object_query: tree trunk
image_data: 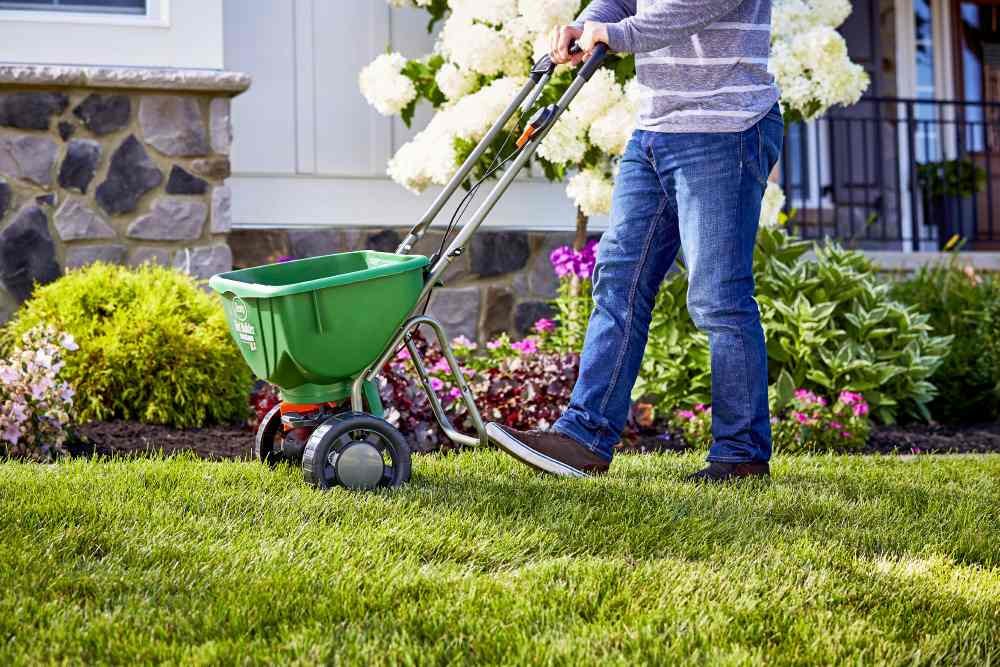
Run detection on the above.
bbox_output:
[574,206,589,250]
[570,207,589,296]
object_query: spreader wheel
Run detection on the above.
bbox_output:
[302,413,412,491]
[254,403,284,465]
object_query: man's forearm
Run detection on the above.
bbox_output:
[592,0,747,54]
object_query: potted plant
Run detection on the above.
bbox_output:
[917,158,986,249]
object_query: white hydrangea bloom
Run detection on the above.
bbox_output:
[770,27,868,120]
[537,112,587,165]
[517,0,579,33]
[439,15,524,77]
[388,0,432,6]
[589,96,637,156]
[435,62,479,100]
[567,168,614,217]
[450,0,518,25]
[772,0,850,34]
[759,181,786,228]
[359,52,417,116]
[568,68,624,128]
[387,77,527,193]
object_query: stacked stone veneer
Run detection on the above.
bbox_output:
[229,226,595,345]
[0,64,250,323]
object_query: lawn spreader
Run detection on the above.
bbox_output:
[209,44,609,491]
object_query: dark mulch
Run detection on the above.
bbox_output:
[69,421,252,461]
[63,420,1000,461]
[866,422,1000,455]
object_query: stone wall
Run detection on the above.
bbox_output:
[0,64,250,323]
[229,226,591,345]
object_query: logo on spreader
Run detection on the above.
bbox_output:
[233,296,249,322]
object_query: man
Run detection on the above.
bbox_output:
[487,0,783,482]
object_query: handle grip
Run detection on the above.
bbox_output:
[530,41,610,81]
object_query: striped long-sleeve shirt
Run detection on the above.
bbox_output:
[575,0,779,133]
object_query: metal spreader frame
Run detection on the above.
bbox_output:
[349,45,610,448]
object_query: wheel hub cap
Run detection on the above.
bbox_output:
[335,442,384,490]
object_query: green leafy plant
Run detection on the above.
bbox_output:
[670,387,871,453]
[553,227,951,423]
[5,263,252,428]
[890,258,1000,423]
[916,159,987,199]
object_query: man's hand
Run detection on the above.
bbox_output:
[577,21,610,55]
[549,25,584,65]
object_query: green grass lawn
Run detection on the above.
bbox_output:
[1,451,999,665]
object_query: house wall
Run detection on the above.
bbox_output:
[0,0,224,69]
[222,0,593,233]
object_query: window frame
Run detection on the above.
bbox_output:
[0,0,168,27]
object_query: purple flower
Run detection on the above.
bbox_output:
[853,403,869,417]
[793,411,810,424]
[511,338,539,355]
[429,377,444,392]
[677,409,696,421]
[486,339,503,350]
[533,318,556,333]
[395,347,411,361]
[431,357,450,373]
[829,420,843,430]
[448,387,462,400]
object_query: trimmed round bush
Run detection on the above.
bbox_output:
[6,263,252,428]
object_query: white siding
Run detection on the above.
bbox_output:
[0,0,223,69]
[224,0,593,231]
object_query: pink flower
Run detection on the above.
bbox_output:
[677,410,696,421]
[829,420,843,430]
[448,387,462,400]
[853,403,869,417]
[395,347,411,361]
[511,338,539,355]
[429,377,444,392]
[839,391,863,406]
[694,403,707,413]
[431,357,450,373]
[533,318,556,333]
[841,430,852,438]
[793,411,810,424]
[486,339,503,350]
[452,335,477,350]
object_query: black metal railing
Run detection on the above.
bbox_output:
[780,96,1000,251]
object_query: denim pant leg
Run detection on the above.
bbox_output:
[648,125,775,463]
[554,133,680,460]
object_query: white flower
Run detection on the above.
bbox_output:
[567,68,624,128]
[435,62,479,100]
[770,27,868,120]
[537,112,587,164]
[589,98,636,156]
[567,168,614,216]
[517,0,579,33]
[388,0,432,6]
[359,52,417,116]
[772,0,850,34]
[450,0,518,25]
[439,15,525,77]
[760,181,786,228]
[387,77,527,192]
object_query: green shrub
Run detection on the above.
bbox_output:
[555,227,951,423]
[890,259,1000,423]
[5,263,251,428]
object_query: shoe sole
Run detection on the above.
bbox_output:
[486,422,588,478]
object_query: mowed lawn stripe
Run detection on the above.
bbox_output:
[1,451,998,665]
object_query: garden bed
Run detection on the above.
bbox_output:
[69,419,1000,460]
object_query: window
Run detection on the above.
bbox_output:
[0,0,145,14]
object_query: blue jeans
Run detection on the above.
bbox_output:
[554,104,784,463]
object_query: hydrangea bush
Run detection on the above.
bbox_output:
[671,388,871,453]
[363,0,868,217]
[0,326,78,461]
